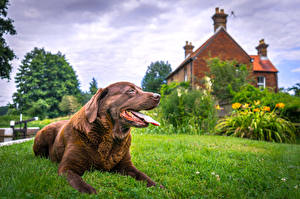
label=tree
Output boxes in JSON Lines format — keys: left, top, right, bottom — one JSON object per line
{"left": 288, "top": 83, "right": 300, "bottom": 97}
{"left": 13, "top": 47, "right": 80, "bottom": 118}
{"left": 141, "top": 61, "right": 172, "bottom": 93}
{"left": 206, "top": 58, "right": 250, "bottom": 102}
{"left": 27, "top": 99, "right": 50, "bottom": 120}
{"left": 0, "top": 105, "right": 8, "bottom": 115}
{"left": 0, "top": 0, "right": 16, "bottom": 80}
{"left": 89, "top": 77, "right": 98, "bottom": 95}
{"left": 59, "top": 95, "right": 81, "bottom": 115}
{"left": 77, "top": 90, "right": 93, "bottom": 106}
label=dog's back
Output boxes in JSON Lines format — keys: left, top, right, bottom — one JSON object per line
{"left": 33, "top": 120, "right": 68, "bottom": 158}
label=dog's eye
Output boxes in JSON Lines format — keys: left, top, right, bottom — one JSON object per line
{"left": 128, "top": 89, "right": 136, "bottom": 94}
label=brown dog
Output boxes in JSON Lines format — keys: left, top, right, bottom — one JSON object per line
{"left": 33, "top": 82, "right": 162, "bottom": 194}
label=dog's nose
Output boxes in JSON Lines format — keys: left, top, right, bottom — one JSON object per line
{"left": 152, "top": 93, "right": 161, "bottom": 101}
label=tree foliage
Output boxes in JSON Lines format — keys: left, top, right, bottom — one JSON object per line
{"left": 206, "top": 58, "right": 250, "bottom": 102}
{"left": 77, "top": 91, "right": 92, "bottom": 106}
{"left": 13, "top": 47, "right": 80, "bottom": 118}
{"left": 58, "top": 95, "right": 81, "bottom": 115}
{"left": 288, "top": 83, "right": 300, "bottom": 97}
{"left": 0, "top": 105, "right": 8, "bottom": 115}
{"left": 27, "top": 99, "right": 50, "bottom": 120}
{"left": 141, "top": 61, "right": 172, "bottom": 93}
{"left": 89, "top": 77, "right": 98, "bottom": 95}
{"left": 0, "top": 0, "right": 16, "bottom": 80}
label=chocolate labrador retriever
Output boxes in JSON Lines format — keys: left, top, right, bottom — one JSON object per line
{"left": 33, "top": 82, "right": 162, "bottom": 194}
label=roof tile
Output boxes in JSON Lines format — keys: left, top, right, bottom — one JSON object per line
{"left": 250, "top": 55, "right": 278, "bottom": 72}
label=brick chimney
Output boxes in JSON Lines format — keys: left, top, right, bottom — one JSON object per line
{"left": 183, "top": 41, "right": 194, "bottom": 58}
{"left": 256, "top": 39, "right": 269, "bottom": 57}
{"left": 212, "top": 7, "right": 228, "bottom": 32}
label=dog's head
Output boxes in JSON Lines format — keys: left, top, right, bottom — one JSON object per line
{"left": 84, "top": 82, "right": 160, "bottom": 138}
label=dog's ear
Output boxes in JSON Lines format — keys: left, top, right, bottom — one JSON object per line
{"left": 85, "top": 88, "right": 109, "bottom": 123}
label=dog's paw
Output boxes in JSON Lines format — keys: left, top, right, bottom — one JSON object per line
{"left": 159, "top": 184, "right": 165, "bottom": 189}
{"left": 79, "top": 183, "right": 97, "bottom": 194}
{"left": 146, "top": 181, "right": 156, "bottom": 187}
{"left": 147, "top": 181, "right": 165, "bottom": 189}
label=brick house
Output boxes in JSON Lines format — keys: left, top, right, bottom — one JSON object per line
{"left": 166, "top": 8, "right": 278, "bottom": 92}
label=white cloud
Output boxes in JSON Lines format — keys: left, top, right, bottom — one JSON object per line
{"left": 1, "top": 0, "right": 300, "bottom": 106}
{"left": 291, "top": 67, "right": 300, "bottom": 73}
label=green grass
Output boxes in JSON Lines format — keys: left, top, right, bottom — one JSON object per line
{"left": 0, "top": 131, "right": 299, "bottom": 198}
{"left": 0, "top": 115, "right": 31, "bottom": 128}
{"left": 27, "top": 116, "right": 71, "bottom": 129}
{"left": 0, "top": 115, "right": 70, "bottom": 128}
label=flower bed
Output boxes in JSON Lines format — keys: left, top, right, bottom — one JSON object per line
{"left": 216, "top": 101, "right": 296, "bottom": 143}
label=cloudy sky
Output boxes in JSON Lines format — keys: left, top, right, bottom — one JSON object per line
{"left": 0, "top": 0, "right": 299, "bottom": 106}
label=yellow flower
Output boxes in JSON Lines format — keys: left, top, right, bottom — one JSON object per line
{"left": 232, "top": 103, "right": 241, "bottom": 109}
{"left": 243, "top": 103, "right": 249, "bottom": 108}
{"left": 215, "top": 105, "right": 224, "bottom": 110}
{"left": 263, "top": 106, "right": 270, "bottom": 112}
{"left": 254, "top": 100, "right": 260, "bottom": 105}
{"left": 253, "top": 108, "right": 260, "bottom": 112}
{"left": 276, "top": 103, "right": 285, "bottom": 109}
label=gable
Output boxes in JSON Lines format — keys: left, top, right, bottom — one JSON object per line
{"left": 167, "top": 28, "right": 252, "bottom": 80}
{"left": 194, "top": 28, "right": 252, "bottom": 63}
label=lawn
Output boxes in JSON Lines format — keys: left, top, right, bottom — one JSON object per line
{"left": 0, "top": 131, "right": 299, "bottom": 199}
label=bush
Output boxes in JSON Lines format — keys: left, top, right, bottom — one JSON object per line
{"left": 58, "top": 95, "right": 81, "bottom": 115}
{"left": 216, "top": 101, "right": 296, "bottom": 143}
{"left": 160, "top": 81, "right": 190, "bottom": 97}
{"left": 206, "top": 58, "right": 251, "bottom": 102}
{"left": 261, "top": 92, "right": 300, "bottom": 123}
{"left": 159, "top": 85, "right": 217, "bottom": 134}
{"left": 233, "top": 84, "right": 300, "bottom": 123}
{"left": 232, "top": 84, "right": 266, "bottom": 103}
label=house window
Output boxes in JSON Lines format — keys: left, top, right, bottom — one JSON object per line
{"left": 257, "top": 76, "right": 266, "bottom": 90}
{"left": 184, "top": 67, "right": 188, "bottom": 82}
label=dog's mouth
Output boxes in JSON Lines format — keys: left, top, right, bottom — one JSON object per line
{"left": 120, "top": 110, "right": 160, "bottom": 128}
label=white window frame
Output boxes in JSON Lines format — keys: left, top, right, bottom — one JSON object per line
{"left": 184, "top": 67, "right": 188, "bottom": 82}
{"left": 257, "top": 76, "right": 266, "bottom": 90}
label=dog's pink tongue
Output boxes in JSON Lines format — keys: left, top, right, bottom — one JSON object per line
{"left": 131, "top": 111, "right": 160, "bottom": 126}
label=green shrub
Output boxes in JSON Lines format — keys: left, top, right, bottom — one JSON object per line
{"left": 216, "top": 101, "right": 296, "bottom": 143}
{"left": 159, "top": 86, "right": 217, "bottom": 134}
{"left": 160, "top": 81, "right": 190, "bottom": 97}
{"left": 206, "top": 58, "right": 251, "bottom": 102}
{"left": 232, "top": 84, "right": 266, "bottom": 104}
{"left": 233, "top": 84, "right": 300, "bottom": 123}
{"left": 58, "top": 95, "right": 81, "bottom": 115}
{"left": 261, "top": 92, "right": 300, "bottom": 123}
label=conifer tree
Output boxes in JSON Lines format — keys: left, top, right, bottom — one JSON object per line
{"left": 13, "top": 47, "right": 80, "bottom": 118}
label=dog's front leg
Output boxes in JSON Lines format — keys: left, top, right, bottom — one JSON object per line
{"left": 58, "top": 152, "right": 97, "bottom": 194}
{"left": 59, "top": 168, "right": 97, "bottom": 194}
{"left": 113, "top": 152, "right": 164, "bottom": 188}
{"left": 121, "top": 165, "right": 158, "bottom": 187}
